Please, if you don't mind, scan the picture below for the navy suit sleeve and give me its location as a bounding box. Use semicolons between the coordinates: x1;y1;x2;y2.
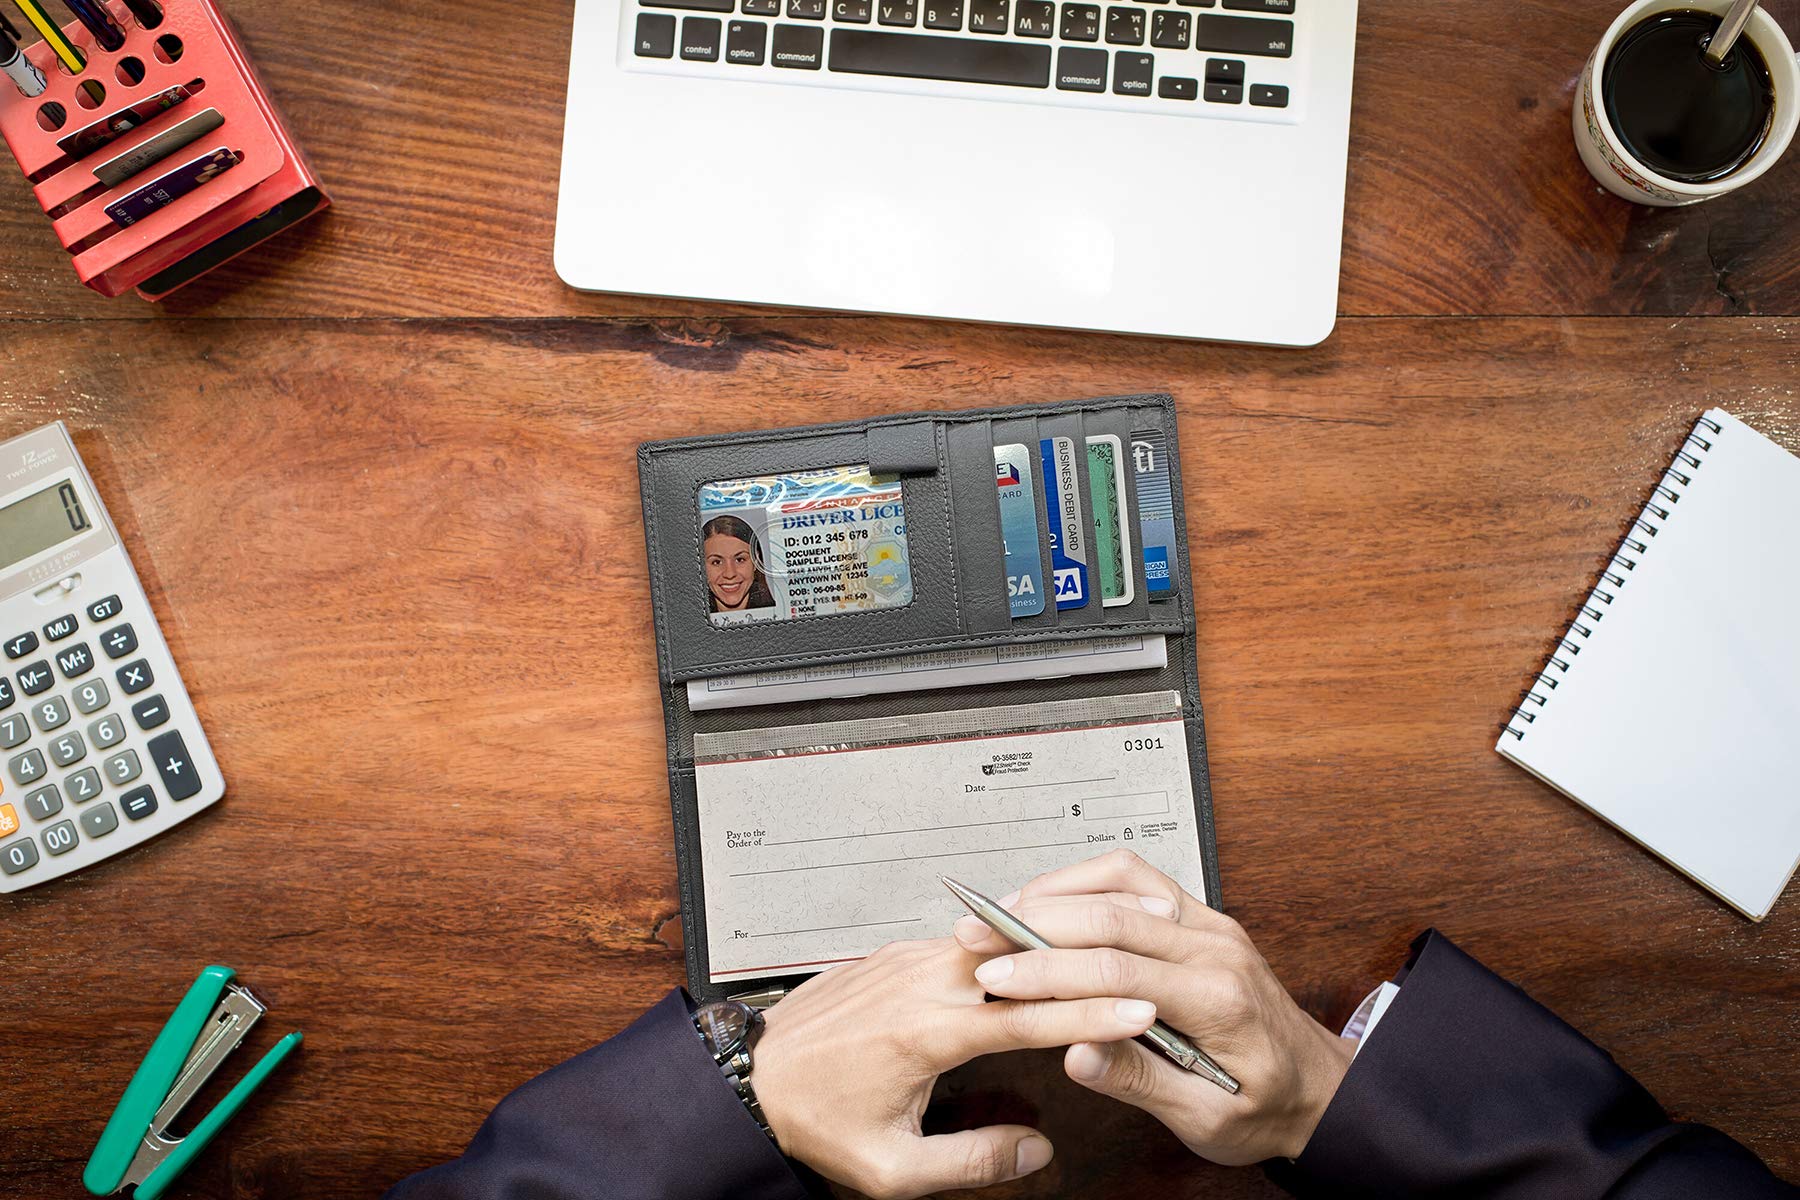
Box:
1270;931;1796;1199
386;989;810;1200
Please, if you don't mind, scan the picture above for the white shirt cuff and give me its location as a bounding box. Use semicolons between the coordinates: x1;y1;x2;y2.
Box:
1340;980;1401;1059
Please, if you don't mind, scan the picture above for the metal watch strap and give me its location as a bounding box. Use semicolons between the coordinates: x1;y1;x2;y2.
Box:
698;1013;776;1143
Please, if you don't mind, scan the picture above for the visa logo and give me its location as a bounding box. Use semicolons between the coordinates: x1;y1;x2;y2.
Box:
1008;574;1038;598
1053;568;1084;601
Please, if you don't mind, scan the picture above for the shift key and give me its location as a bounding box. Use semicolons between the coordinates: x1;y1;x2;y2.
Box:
147;730;202;801
1194;13;1291;56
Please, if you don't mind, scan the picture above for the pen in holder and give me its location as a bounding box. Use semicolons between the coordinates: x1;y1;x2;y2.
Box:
0;0;328;300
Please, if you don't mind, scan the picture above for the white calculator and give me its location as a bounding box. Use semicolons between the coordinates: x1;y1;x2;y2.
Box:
0;423;223;893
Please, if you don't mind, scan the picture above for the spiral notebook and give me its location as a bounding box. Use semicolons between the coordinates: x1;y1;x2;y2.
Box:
1498;410;1800;921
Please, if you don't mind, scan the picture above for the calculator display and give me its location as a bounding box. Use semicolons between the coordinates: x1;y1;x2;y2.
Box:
0;480;93;572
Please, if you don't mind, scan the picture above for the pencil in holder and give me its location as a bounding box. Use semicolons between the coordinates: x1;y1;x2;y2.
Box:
0;0;328;300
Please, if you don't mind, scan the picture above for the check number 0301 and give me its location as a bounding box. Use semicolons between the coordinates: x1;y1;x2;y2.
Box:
1124;736;1167;751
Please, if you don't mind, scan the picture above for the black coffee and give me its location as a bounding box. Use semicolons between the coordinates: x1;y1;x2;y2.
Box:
1603;9;1775;183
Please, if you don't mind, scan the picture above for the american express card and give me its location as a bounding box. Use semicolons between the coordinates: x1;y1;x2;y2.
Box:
105;146;239;228
995;444;1045;618
699;464;912;627
1085;434;1134;607
1039;436;1089;611
1131;428;1176;599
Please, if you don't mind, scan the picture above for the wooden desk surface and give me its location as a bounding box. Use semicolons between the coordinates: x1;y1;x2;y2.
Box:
2;3;1797;1197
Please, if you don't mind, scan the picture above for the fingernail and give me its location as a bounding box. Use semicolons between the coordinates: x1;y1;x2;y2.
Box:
1014;1136;1053;1175
1066;1042;1108;1081
1138;895;1176;917
974;957;1014;986
999;890;1021;908
1115;999;1156;1025
954;914;989;944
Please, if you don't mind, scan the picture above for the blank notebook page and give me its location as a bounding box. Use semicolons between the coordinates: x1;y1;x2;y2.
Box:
1498;409;1800;921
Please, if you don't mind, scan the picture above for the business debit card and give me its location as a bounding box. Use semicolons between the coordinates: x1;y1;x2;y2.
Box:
995;444;1046;618
1085;434;1134;608
92;108;224;188
58;83;196;158
105;146;240;228
1039;436;1089;611
698;463;912;626
1131;427;1176;599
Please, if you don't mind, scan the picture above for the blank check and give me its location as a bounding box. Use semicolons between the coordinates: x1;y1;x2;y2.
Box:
693;691;1209;983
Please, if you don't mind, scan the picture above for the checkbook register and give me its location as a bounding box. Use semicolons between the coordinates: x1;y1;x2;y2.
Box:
639;394;1218;1000
0;423;223;893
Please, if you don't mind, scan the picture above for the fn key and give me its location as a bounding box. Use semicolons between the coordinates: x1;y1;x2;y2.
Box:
636;12;677;56
147;731;202;801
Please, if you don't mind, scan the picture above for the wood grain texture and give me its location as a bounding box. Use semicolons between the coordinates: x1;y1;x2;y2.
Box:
0;0;1797;318
0;316;1796;1200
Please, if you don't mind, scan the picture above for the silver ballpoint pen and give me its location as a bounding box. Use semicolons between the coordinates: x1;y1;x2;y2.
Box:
942;875;1241;1095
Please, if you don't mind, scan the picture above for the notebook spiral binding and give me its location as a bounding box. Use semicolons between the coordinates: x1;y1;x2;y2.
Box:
1504;415;1723;741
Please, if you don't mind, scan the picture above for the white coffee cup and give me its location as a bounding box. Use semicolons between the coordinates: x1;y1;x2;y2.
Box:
1574;0;1799;205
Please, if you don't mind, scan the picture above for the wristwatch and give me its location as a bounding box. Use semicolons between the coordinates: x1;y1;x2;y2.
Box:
692;999;775;1142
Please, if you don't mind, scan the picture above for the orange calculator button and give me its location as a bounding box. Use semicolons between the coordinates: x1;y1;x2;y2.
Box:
0;804;17;838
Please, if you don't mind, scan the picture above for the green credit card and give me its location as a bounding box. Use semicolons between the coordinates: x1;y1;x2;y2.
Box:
1085;435;1134;607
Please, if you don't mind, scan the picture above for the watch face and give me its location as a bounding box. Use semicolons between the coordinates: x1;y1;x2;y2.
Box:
696;1002;752;1057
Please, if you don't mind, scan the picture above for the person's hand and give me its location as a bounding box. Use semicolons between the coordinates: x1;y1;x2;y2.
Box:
951;851;1355;1165
751;935;1160;1199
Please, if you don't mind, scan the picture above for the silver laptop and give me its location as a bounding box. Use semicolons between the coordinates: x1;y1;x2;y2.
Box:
555;0;1357;345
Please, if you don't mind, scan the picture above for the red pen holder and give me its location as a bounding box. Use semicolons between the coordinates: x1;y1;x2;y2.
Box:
0;0;327;300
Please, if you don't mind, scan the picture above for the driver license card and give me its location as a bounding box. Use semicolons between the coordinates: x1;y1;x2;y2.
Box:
698;464;913;627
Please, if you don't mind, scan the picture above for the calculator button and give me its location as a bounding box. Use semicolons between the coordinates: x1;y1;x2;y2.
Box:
148;731;201;801
23;784;61;822
73;679;108;714
41;818;78;856
116;660;153;695
119;785;158;822
17;661;53;695
32;696;70;733
80;801;118;838
0;713;27;749
0;803;16;837
0;677;12;711
131;695;170;730
1;837;38;875
100;624;137;660
55;642;94;679
48;731;85;767
9;749;46;785
89;714;125;749
64;766;102;803
3;632;36;659
42;614;77;642
105;750;141;786
86;595;122;623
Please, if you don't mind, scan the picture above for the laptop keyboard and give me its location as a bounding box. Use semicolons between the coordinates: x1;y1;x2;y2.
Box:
624;0;1303;119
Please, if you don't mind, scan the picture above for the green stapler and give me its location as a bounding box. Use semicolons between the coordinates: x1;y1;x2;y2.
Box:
83;965;302;1199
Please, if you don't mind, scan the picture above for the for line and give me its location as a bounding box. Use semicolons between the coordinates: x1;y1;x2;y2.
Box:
752;918;922;938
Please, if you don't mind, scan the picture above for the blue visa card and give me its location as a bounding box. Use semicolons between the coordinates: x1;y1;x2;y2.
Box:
994;444;1045;617
1039;435;1089;610
105;146;239;228
1131;427;1176;598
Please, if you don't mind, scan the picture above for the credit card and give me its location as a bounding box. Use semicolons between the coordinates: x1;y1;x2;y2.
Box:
92;108;224;188
105;146;240;228
1085;434;1135;607
698;463;912;626
1038;436;1089;611
58;83;195;157
1131;427;1176;599
994;444;1045;618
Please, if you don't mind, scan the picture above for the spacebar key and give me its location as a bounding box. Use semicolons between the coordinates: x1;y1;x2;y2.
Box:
829;29;1051;87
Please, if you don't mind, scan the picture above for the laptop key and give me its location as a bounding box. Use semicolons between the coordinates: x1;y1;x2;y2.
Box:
788;0;825;17
644;0;735;10
1158;74;1197;99
635;12;677;55
877;0;917;22
1112;51;1152;95
1194;12;1291;56
830;29;1051;85
1060;3;1099;41
923;0;963;29
835;0;873;19
1205;80;1243;102
1249;82;1288;106
969;0;1008;33
1105;6;1144;44
1204;57;1243;82
1014;0;1053;35
1223;0;1292;11
772;23;825;66
727;19;768;61
1055;45;1107;91
1150;10;1188;47
681;17;723;59
744;0;779;12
